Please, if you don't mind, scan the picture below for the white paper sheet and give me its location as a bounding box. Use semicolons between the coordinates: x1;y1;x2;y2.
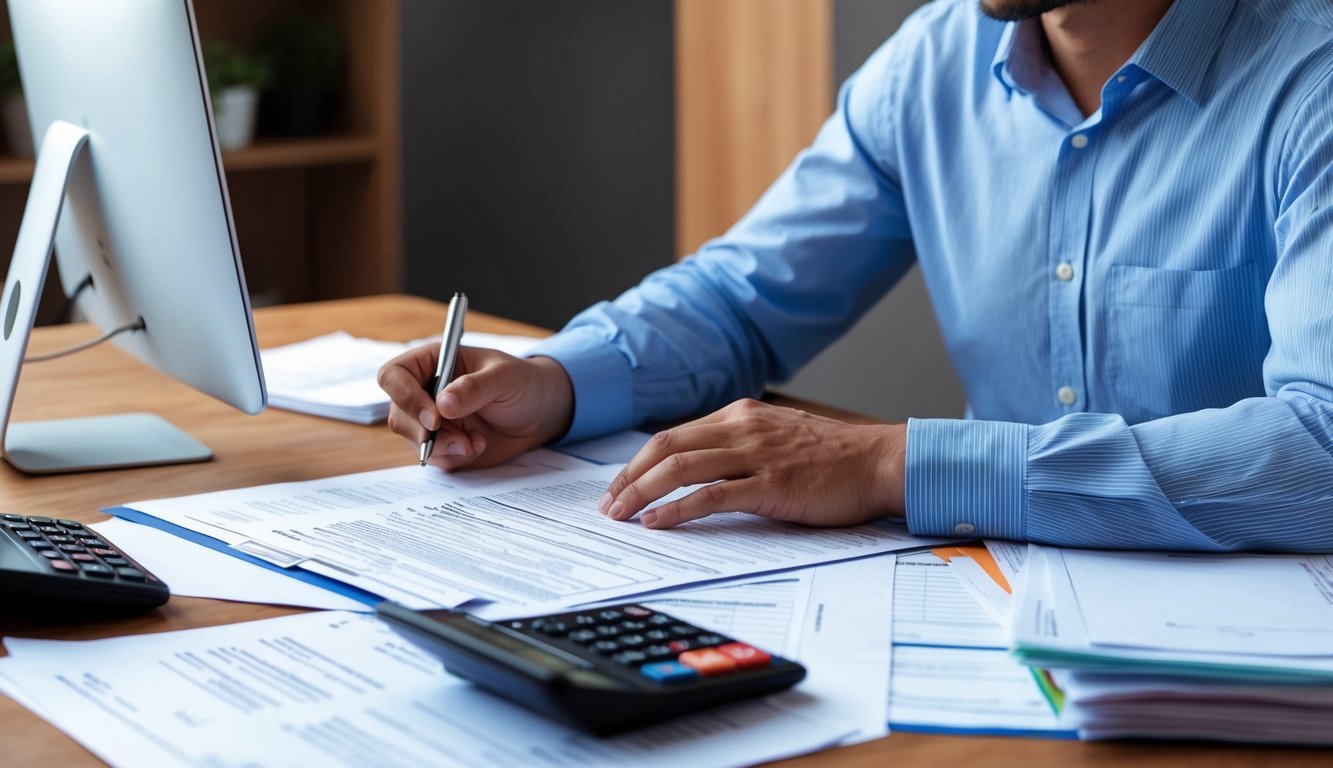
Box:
892;552;1006;649
260;331;543;424
124;462;938;614
0;572;883;768
889;646;1068;734
89;518;366;611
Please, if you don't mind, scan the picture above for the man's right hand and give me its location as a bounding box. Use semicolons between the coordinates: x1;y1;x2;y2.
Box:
378;345;574;471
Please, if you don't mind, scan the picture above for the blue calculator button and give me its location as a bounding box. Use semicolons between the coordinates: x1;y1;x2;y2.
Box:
639;661;699;685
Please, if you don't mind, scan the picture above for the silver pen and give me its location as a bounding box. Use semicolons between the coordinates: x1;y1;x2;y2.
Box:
420;292;469;466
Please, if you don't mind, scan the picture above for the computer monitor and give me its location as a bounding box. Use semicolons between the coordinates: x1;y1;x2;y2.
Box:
0;0;266;473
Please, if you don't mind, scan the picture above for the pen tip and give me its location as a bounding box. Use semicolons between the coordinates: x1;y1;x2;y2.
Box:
419;441;431;466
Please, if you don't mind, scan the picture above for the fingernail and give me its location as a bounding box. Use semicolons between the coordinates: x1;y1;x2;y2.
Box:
607;501;624;519
419;409;434;429
440;392;461;416
473;436;486;454
447;441;469;456
641;512;658;526
598;492;613;514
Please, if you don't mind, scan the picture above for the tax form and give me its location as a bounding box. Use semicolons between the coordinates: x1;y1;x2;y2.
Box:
118;463;938;614
0;558;893;768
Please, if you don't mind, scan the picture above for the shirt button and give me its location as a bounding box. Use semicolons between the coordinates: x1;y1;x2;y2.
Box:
1070;134;1089;149
1055;262;1074;281
1116;75;1127;83
953;523;976;536
1058;386;1078;406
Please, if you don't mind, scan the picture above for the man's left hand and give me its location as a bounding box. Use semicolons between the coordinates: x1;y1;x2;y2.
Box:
597;398;907;529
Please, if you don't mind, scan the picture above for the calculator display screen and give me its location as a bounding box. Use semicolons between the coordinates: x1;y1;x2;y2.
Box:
433;613;580;673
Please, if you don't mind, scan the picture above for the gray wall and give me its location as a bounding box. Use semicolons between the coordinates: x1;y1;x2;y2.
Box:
773;0;966;422
399;1;675;328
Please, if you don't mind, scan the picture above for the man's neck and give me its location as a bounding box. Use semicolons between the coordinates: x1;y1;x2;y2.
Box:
1041;0;1174;117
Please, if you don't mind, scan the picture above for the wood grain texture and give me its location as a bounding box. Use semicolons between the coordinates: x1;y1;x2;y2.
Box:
0;296;1316;765
675;0;833;256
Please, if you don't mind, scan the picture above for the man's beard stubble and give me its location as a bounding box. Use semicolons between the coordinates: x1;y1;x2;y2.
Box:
978;0;1093;22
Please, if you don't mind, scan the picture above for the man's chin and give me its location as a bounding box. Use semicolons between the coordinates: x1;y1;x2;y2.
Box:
978;0;1089;22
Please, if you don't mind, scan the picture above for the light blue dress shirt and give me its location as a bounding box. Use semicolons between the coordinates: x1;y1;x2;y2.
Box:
527;0;1333;552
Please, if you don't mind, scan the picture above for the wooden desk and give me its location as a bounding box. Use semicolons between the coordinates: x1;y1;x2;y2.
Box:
0;295;1322;766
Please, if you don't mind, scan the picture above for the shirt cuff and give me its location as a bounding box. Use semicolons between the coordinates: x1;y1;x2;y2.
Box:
904;418;1028;540
524;329;634;444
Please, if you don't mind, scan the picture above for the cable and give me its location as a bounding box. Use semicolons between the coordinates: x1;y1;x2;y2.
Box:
24;316;146;362
52;274;95;325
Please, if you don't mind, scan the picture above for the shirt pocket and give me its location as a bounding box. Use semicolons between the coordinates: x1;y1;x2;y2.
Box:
1105;262;1266;422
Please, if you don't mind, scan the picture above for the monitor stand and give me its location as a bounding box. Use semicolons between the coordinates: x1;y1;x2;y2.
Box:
0;120;211;474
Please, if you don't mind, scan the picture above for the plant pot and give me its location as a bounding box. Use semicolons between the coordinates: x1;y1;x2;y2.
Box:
262;87;330;137
213;85;260;150
2;94;33;157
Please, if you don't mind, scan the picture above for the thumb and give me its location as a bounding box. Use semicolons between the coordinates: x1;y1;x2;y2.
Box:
437;355;512;420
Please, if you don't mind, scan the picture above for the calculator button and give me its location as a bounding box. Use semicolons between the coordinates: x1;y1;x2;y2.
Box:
57;519;84;529
567;629;597;644
81;539;109;548
695;633;727;647
645;629;670;642
572;614;599;626
590;640;620;655
28;541;53;550
643;644;675;662
16;530;41;540
6;523;31;532
647;614;673;626
669;625;697;637
617;634;647;649
72;531;101;540
103;557;129;567
49;559;76;572
114;567;147;582
623;605;653;617
38;550;62;559
612;650;647;666
80;563;114;578
593;624;622;638
618;620;647;631
678;648;738;677
596;609;623;622
57;543;86;553
48;535;75;544
90;547;118;557
716;642;773;670
667;639;696;653
36;525;62;534
71;553;96;563
2;514;22;522
639;661;699;685
27;516;53;524
535;620;570;636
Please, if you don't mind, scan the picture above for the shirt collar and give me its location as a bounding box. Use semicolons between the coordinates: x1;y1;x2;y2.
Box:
990;0;1237;105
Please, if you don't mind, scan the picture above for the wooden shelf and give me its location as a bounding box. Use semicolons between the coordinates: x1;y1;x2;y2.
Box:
0;134;381;185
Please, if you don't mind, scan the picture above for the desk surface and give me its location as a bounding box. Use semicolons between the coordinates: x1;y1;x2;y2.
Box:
0;295;1322;767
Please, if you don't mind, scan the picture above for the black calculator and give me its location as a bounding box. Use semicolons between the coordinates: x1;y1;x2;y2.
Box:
376;600;806;735
0;514;169;615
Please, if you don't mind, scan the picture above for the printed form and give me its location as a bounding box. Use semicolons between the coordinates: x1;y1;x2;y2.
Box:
120;463;937;613
0;557;893;768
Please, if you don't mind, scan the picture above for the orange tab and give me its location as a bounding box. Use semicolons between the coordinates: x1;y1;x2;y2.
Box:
678;648;738;676
932;545;1012;594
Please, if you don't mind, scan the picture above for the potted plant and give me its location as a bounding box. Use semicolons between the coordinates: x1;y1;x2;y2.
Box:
205;40;271;151
257;15;346;136
0;42;32;157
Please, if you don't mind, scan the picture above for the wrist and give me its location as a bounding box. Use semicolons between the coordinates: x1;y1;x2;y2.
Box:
869;423;907;517
528;355;575;444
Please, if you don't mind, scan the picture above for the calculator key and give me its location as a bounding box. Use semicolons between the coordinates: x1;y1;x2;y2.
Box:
38;550;62;559
57;519;84;529
612;650;647;666
28;540;53;550
16;530;41;540
2;513;22;522
71;553;96;563
669;625;697;637
716;642;773;670
617;634;647;649
6;523;31;532
645;629;670;642
590;640;620;655
535;620;570;636
572;613;599;626
597;609;623;622
678;648;738;677
623;605;653;617
114;567;147;582
90;547;118;557
72;531;101;540
80;563;114;578
49;559;76;572
48;535;75;544
639;661;699;685
36;525;61;534
103;557;129;567
647;614;673;626
593;624;622;638
618;620;647;631
695;633;727;647
81;539;109;548
667;639;695;653
57;543;86;553
27;516;53;524
643;644;675;662
567;629;597;644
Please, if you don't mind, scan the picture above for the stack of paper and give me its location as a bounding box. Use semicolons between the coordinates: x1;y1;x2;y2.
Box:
1011;546;1333;744
260;331;541;424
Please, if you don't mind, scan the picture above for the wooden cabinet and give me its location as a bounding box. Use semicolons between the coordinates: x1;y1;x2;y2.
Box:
0;0;400;320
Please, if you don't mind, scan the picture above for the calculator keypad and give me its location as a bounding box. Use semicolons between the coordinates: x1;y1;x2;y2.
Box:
1;515;157;585
515;604;774;686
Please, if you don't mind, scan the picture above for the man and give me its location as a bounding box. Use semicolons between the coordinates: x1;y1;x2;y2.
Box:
380;0;1333;551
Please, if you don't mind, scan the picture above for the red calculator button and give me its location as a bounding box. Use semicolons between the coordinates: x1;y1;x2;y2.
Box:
716;642;772;670
49;559;75;572
678;648;738;676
